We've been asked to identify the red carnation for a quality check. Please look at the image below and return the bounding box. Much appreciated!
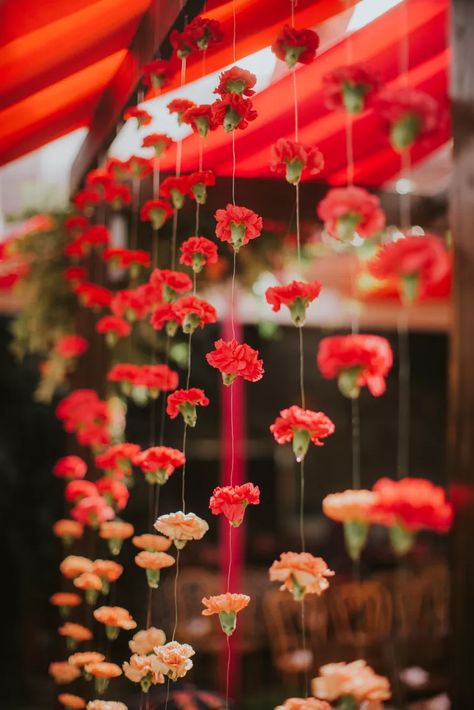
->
[206,339,264,385]
[110,288,153,322]
[53,456,87,480]
[173,295,217,333]
[186,15,223,51]
[105,157,130,181]
[71,495,115,527]
[150,303,182,336]
[73,189,101,214]
[317,334,393,398]
[317,187,385,242]
[103,182,132,209]
[65,215,89,234]
[209,483,260,527]
[74,283,113,309]
[168,99,197,124]
[143,59,177,90]
[126,155,153,180]
[375,87,439,152]
[215,204,263,252]
[270,139,324,185]
[141,199,174,230]
[64,238,87,260]
[107,363,141,389]
[141,133,173,157]
[368,234,449,304]
[124,106,153,127]
[81,226,110,249]
[133,446,185,485]
[182,104,216,137]
[103,248,150,272]
[159,176,190,210]
[96,477,129,511]
[272,25,319,68]
[323,64,381,115]
[265,280,321,326]
[96,315,132,346]
[54,335,88,359]
[214,67,257,97]
[270,405,335,461]
[211,94,257,132]
[187,171,215,204]
[135,364,179,396]
[179,236,218,273]
[65,480,98,502]
[86,168,113,191]
[64,266,86,284]
[167,388,210,427]
[95,443,141,478]
[150,268,193,301]
[372,477,453,555]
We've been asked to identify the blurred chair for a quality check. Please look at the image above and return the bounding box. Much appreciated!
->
[327,579,393,648]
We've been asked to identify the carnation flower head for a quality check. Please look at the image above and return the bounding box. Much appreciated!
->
[214,67,257,97]
[143,59,177,90]
[75,283,113,309]
[49,661,81,684]
[84,662,122,695]
[103,182,132,209]
[96,316,131,347]
[317,187,385,242]
[368,234,449,304]
[129,627,166,655]
[60,555,93,579]
[135,550,175,588]
[154,511,209,549]
[323,489,380,560]
[159,176,190,210]
[99,520,134,555]
[122,653,165,690]
[312,660,391,705]
[275,700,331,710]
[272,25,319,68]
[123,106,152,127]
[317,334,393,398]
[265,280,322,326]
[150,267,193,301]
[179,236,218,273]
[270,405,335,461]
[215,204,263,252]
[54,455,87,480]
[206,338,264,385]
[202,593,250,635]
[58,694,86,709]
[50,592,82,618]
[132,534,172,552]
[141,132,173,157]
[96,478,129,510]
[71,496,115,528]
[166,388,210,426]
[269,552,334,601]
[209,483,260,527]
[173,295,217,333]
[59,622,93,649]
[68,652,105,668]
[182,104,216,137]
[168,98,196,124]
[53,519,84,545]
[211,93,257,132]
[140,199,174,229]
[133,446,185,485]
[270,139,324,185]
[95,443,140,477]
[152,641,195,681]
[55,335,88,359]
[93,606,136,641]
[375,86,439,152]
[187,170,216,204]
[323,64,381,115]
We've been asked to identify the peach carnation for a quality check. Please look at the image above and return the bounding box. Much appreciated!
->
[99,520,134,555]
[269,552,335,601]
[275,700,331,710]
[50,592,82,617]
[59,622,92,649]
[53,519,84,545]
[68,652,105,668]
[152,641,195,681]
[312,660,391,706]
[84,662,122,695]
[49,661,81,684]
[73,572,103,605]
[132,534,172,552]
[58,693,86,709]
[87,702,128,710]
[129,627,166,655]
[60,555,93,579]
[154,511,209,549]
[93,606,137,640]
[135,551,175,588]
[202,593,250,635]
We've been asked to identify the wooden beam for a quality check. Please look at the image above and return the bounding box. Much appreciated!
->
[69,0,204,193]
[449,1,474,707]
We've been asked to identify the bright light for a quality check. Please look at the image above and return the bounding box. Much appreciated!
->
[110,47,276,160]
[347,0,404,32]
[395,178,414,195]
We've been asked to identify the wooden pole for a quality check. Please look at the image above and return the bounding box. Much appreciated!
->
[449,1,474,707]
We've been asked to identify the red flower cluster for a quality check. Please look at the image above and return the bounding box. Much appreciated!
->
[107,363,178,397]
[265,280,322,326]
[270,405,335,461]
[323,64,381,115]
[211,93,257,132]
[65,479,97,502]
[141,133,173,157]
[102,248,150,272]
[270,139,324,185]
[209,483,260,527]
[96,477,129,510]
[110,284,161,321]
[170,16,222,59]
[168,98,196,124]
[103,182,132,209]
[64,266,86,285]
[95,443,141,478]
[206,339,264,385]
[96,315,131,346]
[140,199,174,229]
[215,204,263,252]
[317,187,386,242]
[74,283,113,309]
[143,59,177,91]
[214,67,257,97]
[65,216,89,234]
[124,107,152,127]
[150,268,193,301]
[65,225,111,259]
[166,388,209,428]
[173,295,217,333]
[56,390,111,451]
[317,334,393,398]
[375,87,440,152]
[133,446,185,485]
[73,189,101,214]
[180,236,218,273]
[368,234,450,304]
[86,168,112,191]
[272,25,319,68]
[53,456,87,480]
[182,104,216,137]
[54,335,88,359]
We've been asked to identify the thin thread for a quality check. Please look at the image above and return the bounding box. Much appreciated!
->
[397,309,410,477]
[299,458,305,552]
[351,397,361,489]
[232,130,236,205]
[232,0,236,62]
[131,178,140,250]
[292,70,299,142]
[227,525,233,591]
[171,549,181,640]
[229,382,235,486]
[230,251,237,339]
[301,599,309,697]
[170,211,178,269]
[225,634,231,709]
[400,150,412,231]
[345,113,355,187]
[295,182,301,263]
[298,326,305,409]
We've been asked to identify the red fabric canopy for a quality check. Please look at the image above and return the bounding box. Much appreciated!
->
[159,0,450,187]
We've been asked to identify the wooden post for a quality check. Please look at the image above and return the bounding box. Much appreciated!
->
[449,1,474,707]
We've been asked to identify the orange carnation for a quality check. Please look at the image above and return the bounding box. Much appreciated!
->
[312,660,391,706]
[132,534,172,552]
[275,700,330,710]
[322,489,379,560]
[129,627,166,655]
[99,520,134,555]
[152,641,195,681]
[134,551,175,588]
[59,622,92,649]
[92,559,123,593]
[53,519,84,545]
[84,662,122,695]
[60,555,93,579]
[68,652,105,668]
[50,592,82,617]
[73,572,103,605]
[49,661,81,684]
[58,694,86,709]
[269,552,334,601]
[93,606,137,640]
[202,593,250,636]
